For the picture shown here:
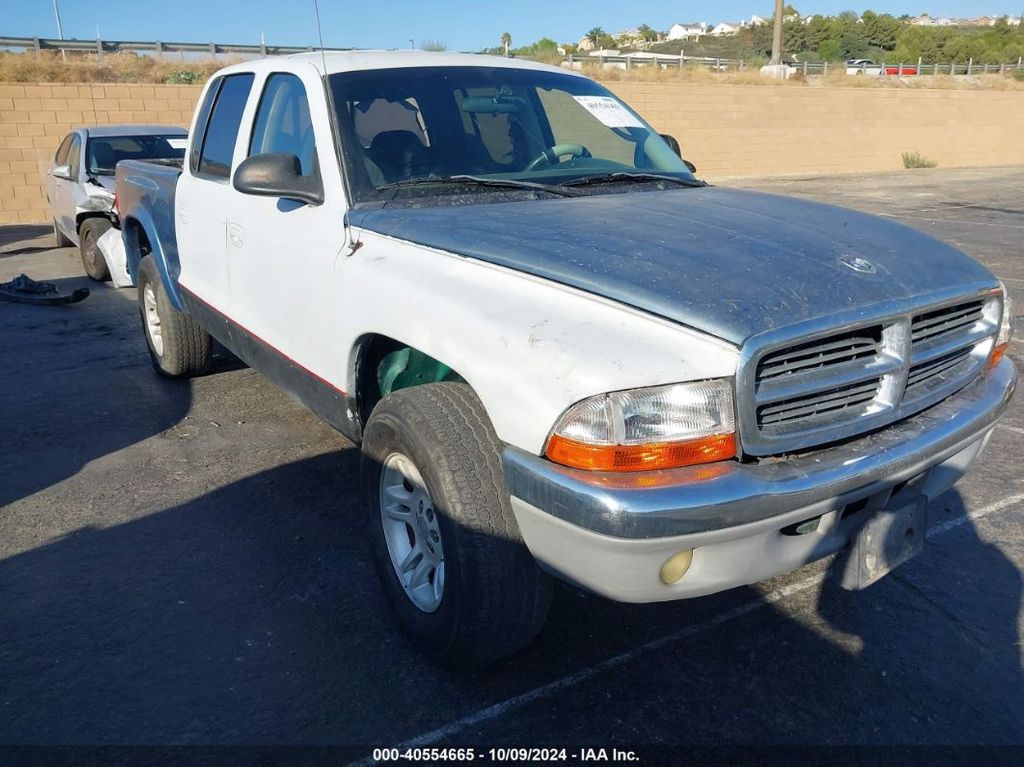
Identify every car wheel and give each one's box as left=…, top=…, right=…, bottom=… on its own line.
left=79, top=219, right=112, bottom=281
left=53, top=219, right=73, bottom=248
left=136, top=254, right=212, bottom=378
left=361, top=382, right=552, bottom=666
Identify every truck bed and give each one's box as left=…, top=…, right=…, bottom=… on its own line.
left=115, top=158, right=183, bottom=295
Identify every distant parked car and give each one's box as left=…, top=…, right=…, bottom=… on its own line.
left=845, top=59, right=917, bottom=76
left=44, top=126, right=187, bottom=282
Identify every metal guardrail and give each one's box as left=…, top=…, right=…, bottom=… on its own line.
left=0, top=34, right=352, bottom=56
left=567, top=52, right=1024, bottom=76
left=2, top=36, right=1021, bottom=76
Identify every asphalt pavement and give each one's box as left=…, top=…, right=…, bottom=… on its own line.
left=1, top=166, right=1022, bottom=756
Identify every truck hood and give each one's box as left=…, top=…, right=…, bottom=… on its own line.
left=354, top=186, right=996, bottom=345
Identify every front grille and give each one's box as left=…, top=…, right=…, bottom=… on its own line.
left=906, top=347, right=973, bottom=396
left=911, top=300, right=985, bottom=345
left=757, top=379, right=881, bottom=427
left=757, top=328, right=882, bottom=380
left=740, top=291, right=1000, bottom=456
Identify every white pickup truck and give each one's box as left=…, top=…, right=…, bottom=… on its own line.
left=116, top=51, right=1016, bottom=665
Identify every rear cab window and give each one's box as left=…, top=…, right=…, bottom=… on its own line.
left=191, top=73, right=255, bottom=180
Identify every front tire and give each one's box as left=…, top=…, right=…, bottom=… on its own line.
left=79, top=218, right=112, bottom=281
left=136, top=254, right=212, bottom=378
left=361, top=383, right=552, bottom=666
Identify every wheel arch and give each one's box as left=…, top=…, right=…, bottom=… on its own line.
left=351, top=333, right=468, bottom=432
left=121, top=214, right=185, bottom=310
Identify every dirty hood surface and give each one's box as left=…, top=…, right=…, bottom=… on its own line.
left=355, top=187, right=996, bottom=344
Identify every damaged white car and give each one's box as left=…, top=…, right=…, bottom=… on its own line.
left=44, top=125, right=187, bottom=286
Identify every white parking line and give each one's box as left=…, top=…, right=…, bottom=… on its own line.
left=357, top=489, right=1024, bottom=760
left=877, top=213, right=1024, bottom=230
left=1000, top=424, right=1024, bottom=437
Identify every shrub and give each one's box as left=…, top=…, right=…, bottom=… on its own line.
left=902, top=151, right=937, bottom=169
left=166, top=70, right=199, bottom=85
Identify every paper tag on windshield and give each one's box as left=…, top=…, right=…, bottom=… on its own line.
left=572, top=96, right=645, bottom=128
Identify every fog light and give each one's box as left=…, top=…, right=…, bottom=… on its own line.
left=659, top=549, right=694, bottom=585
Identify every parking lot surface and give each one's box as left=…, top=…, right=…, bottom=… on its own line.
left=1, top=166, right=1022, bottom=752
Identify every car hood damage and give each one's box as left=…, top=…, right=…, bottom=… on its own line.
left=354, top=186, right=997, bottom=345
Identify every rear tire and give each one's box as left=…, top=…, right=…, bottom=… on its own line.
left=136, top=254, right=212, bottom=378
left=361, top=382, right=552, bottom=667
left=79, top=219, right=112, bottom=281
left=53, top=219, right=73, bottom=248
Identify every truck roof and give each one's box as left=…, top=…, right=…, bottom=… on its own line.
left=215, top=50, right=583, bottom=78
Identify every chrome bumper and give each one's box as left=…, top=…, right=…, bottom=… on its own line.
left=502, top=359, right=1016, bottom=540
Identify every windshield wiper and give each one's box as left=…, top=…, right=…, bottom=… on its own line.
left=376, top=175, right=580, bottom=198
left=561, top=172, right=706, bottom=189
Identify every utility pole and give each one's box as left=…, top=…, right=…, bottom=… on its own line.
left=770, top=0, right=784, bottom=65
left=52, top=0, right=66, bottom=61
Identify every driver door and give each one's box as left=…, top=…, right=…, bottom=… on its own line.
left=226, top=69, right=348, bottom=370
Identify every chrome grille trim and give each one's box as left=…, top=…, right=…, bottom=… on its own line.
left=736, top=285, right=1002, bottom=457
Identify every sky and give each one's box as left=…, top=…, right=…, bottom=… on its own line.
left=5, top=1, right=1021, bottom=53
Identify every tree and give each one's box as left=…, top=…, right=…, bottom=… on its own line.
left=637, top=23, right=659, bottom=42
left=501, top=32, right=511, bottom=56
left=862, top=11, right=901, bottom=51
left=421, top=39, right=447, bottom=52
left=818, top=38, right=842, bottom=60
left=586, top=27, right=606, bottom=48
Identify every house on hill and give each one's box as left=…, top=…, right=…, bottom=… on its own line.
left=710, top=21, right=744, bottom=36
left=667, top=22, right=708, bottom=41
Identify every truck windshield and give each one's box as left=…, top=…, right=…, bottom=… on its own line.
left=328, top=66, right=696, bottom=205
left=85, top=135, right=187, bottom=176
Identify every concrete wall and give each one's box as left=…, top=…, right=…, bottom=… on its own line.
left=1, top=79, right=1022, bottom=224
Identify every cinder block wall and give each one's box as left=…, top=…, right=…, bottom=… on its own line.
left=2, top=80, right=1023, bottom=225
left=604, top=82, right=1024, bottom=177
left=0, top=83, right=202, bottom=225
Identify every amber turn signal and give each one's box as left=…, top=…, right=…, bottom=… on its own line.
left=989, top=342, right=1009, bottom=369
left=546, top=433, right=736, bottom=472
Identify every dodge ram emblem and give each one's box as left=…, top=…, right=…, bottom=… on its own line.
left=839, top=255, right=877, bottom=274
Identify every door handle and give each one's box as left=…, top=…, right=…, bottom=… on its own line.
left=227, top=222, right=244, bottom=248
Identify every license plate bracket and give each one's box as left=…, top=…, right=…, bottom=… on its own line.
left=841, top=495, right=927, bottom=590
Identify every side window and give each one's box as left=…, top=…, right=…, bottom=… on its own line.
left=249, top=73, right=317, bottom=175
left=189, top=77, right=221, bottom=175
left=195, top=73, right=255, bottom=179
left=54, top=134, right=73, bottom=165
left=66, top=135, right=82, bottom=179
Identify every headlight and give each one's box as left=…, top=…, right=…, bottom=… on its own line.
left=545, top=379, right=736, bottom=472
left=991, top=282, right=1015, bottom=368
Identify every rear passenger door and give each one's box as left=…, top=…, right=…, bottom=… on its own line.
left=175, top=72, right=255, bottom=310
left=226, top=70, right=347, bottom=369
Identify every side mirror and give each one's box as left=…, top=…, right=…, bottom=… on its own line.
left=660, top=134, right=681, bottom=157
left=52, top=165, right=73, bottom=181
left=660, top=134, right=698, bottom=173
left=233, top=153, right=323, bottom=206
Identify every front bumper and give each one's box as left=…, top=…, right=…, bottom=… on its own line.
left=502, top=359, right=1016, bottom=602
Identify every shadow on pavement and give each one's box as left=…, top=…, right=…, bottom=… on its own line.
left=0, top=274, right=193, bottom=508
left=1, top=445, right=1020, bottom=747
